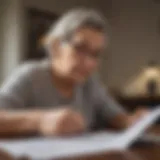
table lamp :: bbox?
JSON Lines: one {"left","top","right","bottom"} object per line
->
{"left": 145, "top": 61, "right": 159, "bottom": 96}
{"left": 121, "top": 61, "right": 160, "bottom": 97}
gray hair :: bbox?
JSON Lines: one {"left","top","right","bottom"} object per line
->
{"left": 44, "top": 8, "right": 109, "bottom": 50}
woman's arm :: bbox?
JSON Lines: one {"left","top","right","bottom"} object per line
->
{"left": 0, "top": 108, "right": 86, "bottom": 137}
{"left": 109, "top": 108, "right": 149, "bottom": 130}
{"left": 0, "top": 110, "right": 42, "bottom": 137}
{"left": 92, "top": 76, "right": 148, "bottom": 130}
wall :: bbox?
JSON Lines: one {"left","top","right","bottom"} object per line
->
{"left": 0, "top": 0, "right": 26, "bottom": 82}
{"left": 24, "top": 0, "right": 105, "bottom": 14}
{"left": 0, "top": 0, "right": 6, "bottom": 83}
{"left": 102, "top": 0, "right": 160, "bottom": 91}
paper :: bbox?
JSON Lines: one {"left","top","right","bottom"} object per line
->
{"left": 0, "top": 132, "right": 121, "bottom": 160}
{"left": 0, "top": 107, "right": 159, "bottom": 160}
{"left": 116, "top": 107, "right": 160, "bottom": 149}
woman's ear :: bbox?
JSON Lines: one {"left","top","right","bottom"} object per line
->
{"left": 50, "top": 38, "right": 61, "bottom": 58}
{"left": 43, "top": 35, "right": 61, "bottom": 58}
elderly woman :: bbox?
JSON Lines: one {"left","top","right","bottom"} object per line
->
{"left": 0, "top": 9, "right": 146, "bottom": 136}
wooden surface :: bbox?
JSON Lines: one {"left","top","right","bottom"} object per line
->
{"left": 115, "top": 94, "right": 160, "bottom": 111}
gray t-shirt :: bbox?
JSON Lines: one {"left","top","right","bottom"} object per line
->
{"left": 0, "top": 60, "right": 125, "bottom": 130}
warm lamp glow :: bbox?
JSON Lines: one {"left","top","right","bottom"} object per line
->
{"left": 121, "top": 62, "right": 160, "bottom": 97}
{"left": 144, "top": 64, "right": 159, "bottom": 79}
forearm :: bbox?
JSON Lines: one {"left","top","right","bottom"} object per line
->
{"left": 109, "top": 114, "right": 134, "bottom": 130}
{"left": 0, "top": 110, "right": 43, "bottom": 137}
{"left": 110, "top": 109, "right": 148, "bottom": 130}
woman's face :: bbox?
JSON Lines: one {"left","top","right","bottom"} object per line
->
{"left": 52, "top": 27, "right": 107, "bottom": 83}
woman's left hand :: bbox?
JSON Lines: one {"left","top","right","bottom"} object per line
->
{"left": 129, "top": 107, "right": 150, "bottom": 125}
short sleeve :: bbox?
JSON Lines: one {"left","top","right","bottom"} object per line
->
{"left": 91, "top": 75, "right": 126, "bottom": 122}
{"left": 96, "top": 86, "right": 126, "bottom": 120}
{"left": 0, "top": 64, "right": 34, "bottom": 109}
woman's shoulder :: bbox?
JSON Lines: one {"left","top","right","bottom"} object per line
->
{"left": 84, "top": 73, "right": 109, "bottom": 96}
{"left": 83, "top": 74, "right": 103, "bottom": 92}
{"left": 13, "top": 59, "right": 50, "bottom": 77}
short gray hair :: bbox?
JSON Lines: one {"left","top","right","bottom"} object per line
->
{"left": 44, "top": 8, "right": 109, "bottom": 50}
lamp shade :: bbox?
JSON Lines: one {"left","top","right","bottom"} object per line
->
{"left": 121, "top": 62, "right": 160, "bottom": 97}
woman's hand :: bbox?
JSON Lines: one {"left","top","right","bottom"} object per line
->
{"left": 39, "top": 108, "right": 86, "bottom": 136}
{"left": 110, "top": 107, "right": 149, "bottom": 130}
{"left": 128, "top": 108, "right": 149, "bottom": 125}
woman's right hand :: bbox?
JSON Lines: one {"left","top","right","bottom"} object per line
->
{"left": 39, "top": 108, "right": 86, "bottom": 136}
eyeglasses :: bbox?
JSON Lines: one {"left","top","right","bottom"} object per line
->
{"left": 69, "top": 41, "right": 103, "bottom": 60}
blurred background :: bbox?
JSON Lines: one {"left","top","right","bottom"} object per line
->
{"left": 1, "top": 0, "right": 160, "bottom": 111}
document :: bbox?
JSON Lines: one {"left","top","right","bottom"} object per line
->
{"left": 0, "top": 107, "right": 159, "bottom": 160}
